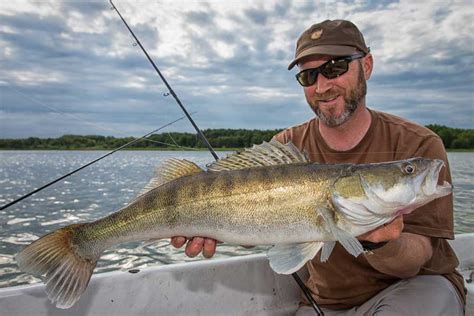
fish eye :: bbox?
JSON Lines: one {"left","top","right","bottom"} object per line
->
{"left": 403, "top": 163, "right": 416, "bottom": 174}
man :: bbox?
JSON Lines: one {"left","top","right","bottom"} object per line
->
{"left": 171, "top": 20, "right": 465, "bottom": 315}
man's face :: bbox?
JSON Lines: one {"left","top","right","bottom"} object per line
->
{"left": 298, "top": 55, "right": 368, "bottom": 127}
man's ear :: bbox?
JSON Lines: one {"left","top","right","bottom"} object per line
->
{"left": 363, "top": 54, "right": 373, "bottom": 80}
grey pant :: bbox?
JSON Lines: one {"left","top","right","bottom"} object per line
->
{"left": 295, "top": 275, "right": 464, "bottom": 316}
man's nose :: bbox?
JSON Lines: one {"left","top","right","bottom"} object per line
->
{"left": 314, "top": 73, "right": 332, "bottom": 94}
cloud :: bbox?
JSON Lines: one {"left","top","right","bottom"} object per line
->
{"left": 0, "top": 0, "right": 473, "bottom": 139}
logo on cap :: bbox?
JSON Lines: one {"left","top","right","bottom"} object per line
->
{"left": 311, "top": 29, "right": 323, "bottom": 40}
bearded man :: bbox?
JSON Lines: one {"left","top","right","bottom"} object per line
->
{"left": 172, "top": 20, "right": 465, "bottom": 315}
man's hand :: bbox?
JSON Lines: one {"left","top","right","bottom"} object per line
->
{"left": 170, "top": 236, "right": 217, "bottom": 258}
{"left": 357, "top": 216, "right": 404, "bottom": 243}
{"left": 357, "top": 216, "right": 433, "bottom": 278}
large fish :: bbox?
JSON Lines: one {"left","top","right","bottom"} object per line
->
{"left": 16, "top": 141, "right": 452, "bottom": 309}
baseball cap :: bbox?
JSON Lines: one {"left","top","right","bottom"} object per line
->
{"left": 288, "top": 19, "right": 369, "bottom": 70}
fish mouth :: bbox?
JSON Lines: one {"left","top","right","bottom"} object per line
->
{"left": 422, "top": 159, "right": 452, "bottom": 197}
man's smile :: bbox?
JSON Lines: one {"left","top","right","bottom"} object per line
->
{"left": 317, "top": 95, "right": 341, "bottom": 105}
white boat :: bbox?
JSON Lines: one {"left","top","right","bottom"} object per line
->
{"left": 1, "top": 233, "right": 472, "bottom": 315}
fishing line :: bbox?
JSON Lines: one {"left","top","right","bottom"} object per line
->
{"left": 3, "top": 85, "right": 187, "bottom": 149}
{"left": 0, "top": 114, "right": 189, "bottom": 211}
{"left": 109, "top": 0, "right": 218, "bottom": 161}
{"left": 109, "top": 1, "right": 324, "bottom": 314}
{"left": 164, "top": 132, "right": 201, "bottom": 152}
{"left": 4, "top": 85, "right": 127, "bottom": 137}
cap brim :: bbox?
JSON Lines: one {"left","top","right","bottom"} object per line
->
{"left": 287, "top": 45, "right": 360, "bottom": 70}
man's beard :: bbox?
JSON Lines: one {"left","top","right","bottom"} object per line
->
{"left": 309, "top": 66, "right": 367, "bottom": 127}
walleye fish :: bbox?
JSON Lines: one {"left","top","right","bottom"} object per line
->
{"left": 16, "top": 141, "right": 452, "bottom": 309}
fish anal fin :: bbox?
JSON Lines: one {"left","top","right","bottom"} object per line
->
{"left": 267, "top": 241, "right": 323, "bottom": 274}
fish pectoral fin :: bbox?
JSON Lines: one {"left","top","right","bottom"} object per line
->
{"left": 320, "top": 241, "right": 336, "bottom": 262}
{"left": 267, "top": 241, "right": 323, "bottom": 274}
{"left": 318, "top": 206, "right": 364, "bottom": 258}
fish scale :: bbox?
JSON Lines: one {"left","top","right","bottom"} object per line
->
{"left": 15, "top": 141, "right": 452, "bottom": 309}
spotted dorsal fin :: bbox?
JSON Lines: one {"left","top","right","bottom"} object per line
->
{"left": 207, "top": 140, "right": 309, "bottom": 172}
{"left": 135, "top": 158, "right": 204, "bottom": 197}
{"left": 160, "top": 158, "right": 204, "bottom": 182}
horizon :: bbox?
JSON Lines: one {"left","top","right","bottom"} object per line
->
{"left": 1, "top": 1, "right": 473, "bottom": 138}
{"left": 0, "top": 123, "right": 471, "bottom": 141}
{"left": 0, "top": 123, "right": 474, "bottom": 140}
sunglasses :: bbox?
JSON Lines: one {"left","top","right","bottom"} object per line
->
{"left": 295, "top": 53, "right": 366, "bottom": 87}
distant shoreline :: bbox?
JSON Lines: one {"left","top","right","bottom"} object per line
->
{"left": 1, "top": 126, "right": 473, "bottom": 150}
{"left": 0, "top": 147, "right": 242, "bottom": 151}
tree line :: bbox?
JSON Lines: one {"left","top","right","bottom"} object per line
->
{"left": 0, "top": 129, "right": 281, "bottom": 150}
{"left": 0, "top": 126, "right": 472, "bottom": 150}
{"left": 425, "top": 125, "right": 474, "bottom": 149}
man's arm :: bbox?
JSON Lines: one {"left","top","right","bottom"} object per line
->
{"left": 358, "top": 216, "right": 433, "bottom": 278}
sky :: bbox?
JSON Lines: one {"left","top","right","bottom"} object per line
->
{"left": 0, "top": 0, "right": 473, "bottom": 139}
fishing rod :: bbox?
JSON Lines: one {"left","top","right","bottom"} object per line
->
{"left": 109, "top": 0, "right": 218, "bottom": 162}
{"left": 0, "top": 114, "right": 190, "bottom": 211}
{"left": 109, "top": 2, "right": 324, "bottom": 315}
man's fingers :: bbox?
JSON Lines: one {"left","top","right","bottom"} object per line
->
{"left": 172, "top": 236, "right": 218, "bottom": 258}
{"left": 202, "top": 238, "right": 217, "bottom": 258}
{"left": 185, "top": 237, "right": 205, "bottom": 257}
{"left": 170, "top": 236, "right": 187, "bottom": 248}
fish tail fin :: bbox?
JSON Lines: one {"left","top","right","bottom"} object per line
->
{"left": 15, "top": 223, "right": 97, "bottom": 309}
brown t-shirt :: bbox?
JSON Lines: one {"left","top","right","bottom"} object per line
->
{"left": 273, "top": 109, "right": 465, "bottom": 310}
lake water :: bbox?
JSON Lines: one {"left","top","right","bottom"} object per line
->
{"left": 0, "top": 150, "right": 472, "bottom": 289}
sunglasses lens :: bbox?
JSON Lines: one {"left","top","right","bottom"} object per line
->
{"left": 296, "top": 69, "right": 318, "bottom": 87}
{"left": 321, "top": 60, "right": 350, "bottom": 79}
{"left": 296, "top": 58, "right": 355, "bottom": 86}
